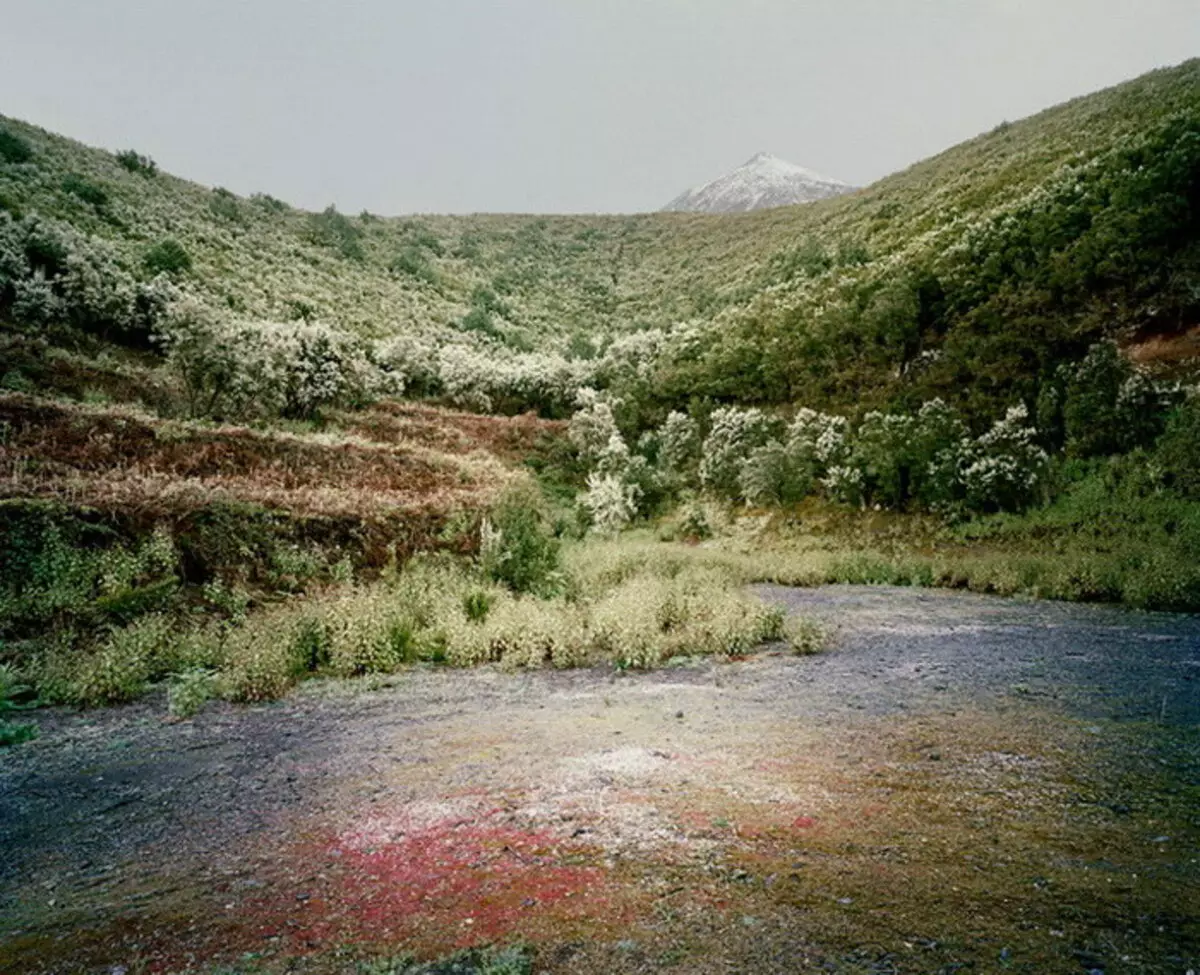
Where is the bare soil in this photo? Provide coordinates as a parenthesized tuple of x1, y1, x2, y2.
(2, 586, 1198, 974)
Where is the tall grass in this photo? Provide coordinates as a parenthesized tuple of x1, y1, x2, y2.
(13, 540, 820, 712)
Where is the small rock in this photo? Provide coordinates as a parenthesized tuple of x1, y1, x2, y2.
(675, 710, 684, 719)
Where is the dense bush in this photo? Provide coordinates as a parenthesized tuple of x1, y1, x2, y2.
(307, 205, 364, 261)
(61, 173, 109, 208)
(699, 407, 782, 497)
(1156, 397, 1200, 499)
(143, 238, 192, 276)
(1056, 342, 1180, 457)
(115, 149, 157, 177)
(479, 485, 561, 594)
(0, 212, 170, 344)
(157, 299, 386, 420)
(0, 128, 33, 165)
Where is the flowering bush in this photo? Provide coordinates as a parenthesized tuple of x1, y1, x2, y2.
(658, 410, 700, 473)
(960, 404, 1048, 512)
(157, 300, 384, 420)
(699, 407, 783, 496)
(568, 388, 621, 462)
(1062, 342, 1180, 457)
(785, 408, 849, 469)
(581, 472, 641, 535)
(738, 441, 813, 507)
(0, 212, 169, 345)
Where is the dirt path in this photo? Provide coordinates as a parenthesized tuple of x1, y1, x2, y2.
(2, 586, 1198, 974)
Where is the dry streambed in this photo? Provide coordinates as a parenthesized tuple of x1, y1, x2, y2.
(1, 586, 1198, 974)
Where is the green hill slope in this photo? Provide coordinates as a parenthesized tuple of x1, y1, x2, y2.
(1, 58, 1198, 425)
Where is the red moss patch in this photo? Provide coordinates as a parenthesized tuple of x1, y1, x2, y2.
(242, 805, 629, 957)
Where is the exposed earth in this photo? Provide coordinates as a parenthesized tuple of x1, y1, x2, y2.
(2, 586, 1198, 974)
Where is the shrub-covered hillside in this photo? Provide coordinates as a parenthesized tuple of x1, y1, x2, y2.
(2, 59, 1198, 424)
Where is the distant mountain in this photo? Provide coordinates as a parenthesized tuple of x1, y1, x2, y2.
(662, 151, 853, 213)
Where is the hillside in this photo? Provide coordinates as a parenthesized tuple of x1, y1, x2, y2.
(2, 58, 1198, 427)
(1, 58, 1199, 709)
(661, 151, 853, 212)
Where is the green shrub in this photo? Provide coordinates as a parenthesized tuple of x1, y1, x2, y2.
(72, 614, 174, 705)
(1157, 399, 1200, 500)
(0, 128, 33, 164)
(208, 187, 241, 222)
(61, 173, 109, 208)
(480, 485, 561, 595)
(143, 238, 192, 275)
(221, 618, 304, 702)
(0, 664, 37, 747)
(0, 721, 37, 747)
(168, 667, 219, 718)
(307, 205, 363, 261)
(115, 149, 157, 177)
(784, 615, 826, 654)
(462, 588, 493, 622)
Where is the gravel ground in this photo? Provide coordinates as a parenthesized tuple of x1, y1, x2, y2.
(1, 586, 1198, 974)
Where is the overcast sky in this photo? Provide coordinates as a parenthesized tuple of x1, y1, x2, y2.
(2, 1, 1197, 214)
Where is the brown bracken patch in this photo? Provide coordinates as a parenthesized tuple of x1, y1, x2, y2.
(0, 394, 519, 518)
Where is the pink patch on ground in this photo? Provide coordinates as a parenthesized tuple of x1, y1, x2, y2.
(792, 816, 818, 829)
(243, 804, 624, 954)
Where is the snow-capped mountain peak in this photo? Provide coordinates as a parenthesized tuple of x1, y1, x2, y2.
(662, 152, 853, 213)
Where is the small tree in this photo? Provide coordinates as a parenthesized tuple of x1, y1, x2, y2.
(0, 128, 33, 165)
(699, 407, 781, 498)
(143, 239, 192, 276)
(116, 150, 158, 177)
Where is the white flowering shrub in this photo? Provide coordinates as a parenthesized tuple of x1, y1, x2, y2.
(699, 407, 783, 497)
(960, 404, 1048, 512)
(157, 300, 382, 420)
(821, 465, 866, 506)
(373, 331, 442, 397)
(785, 408, 850, 469)
(0, 212, 168, 345)
(581, 472, 642, 535)
(738, 440, 813, 507)
(658, 410, 700, 474)
(568, 388, 621, 461)
(436, 344, 589, 416)
(595, 328, 665, 386)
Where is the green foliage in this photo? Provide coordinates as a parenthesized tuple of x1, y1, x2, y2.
(61, 173, 109, 208)
(208, 187, 242, 222)
(71, 613, 174, 705)
(115, 149, 157, 177)
(1059, 342, 1177, 457)
(143, 238, 192, 275)
(462, 588, 493, 622)
(167, 667, 219, 718)
(0, 504, 178, 637)
(1156, 398, 1200, 499)
(307, 204, 364, 261)
(0, 128, 33, 165)
(359, 945, 531, 975)
(480, 485, 561, 594)
(390, 246, 438, 285)
(0, 664, 38, 747)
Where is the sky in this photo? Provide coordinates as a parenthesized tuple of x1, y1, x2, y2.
(1, 1, 1198, 215)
